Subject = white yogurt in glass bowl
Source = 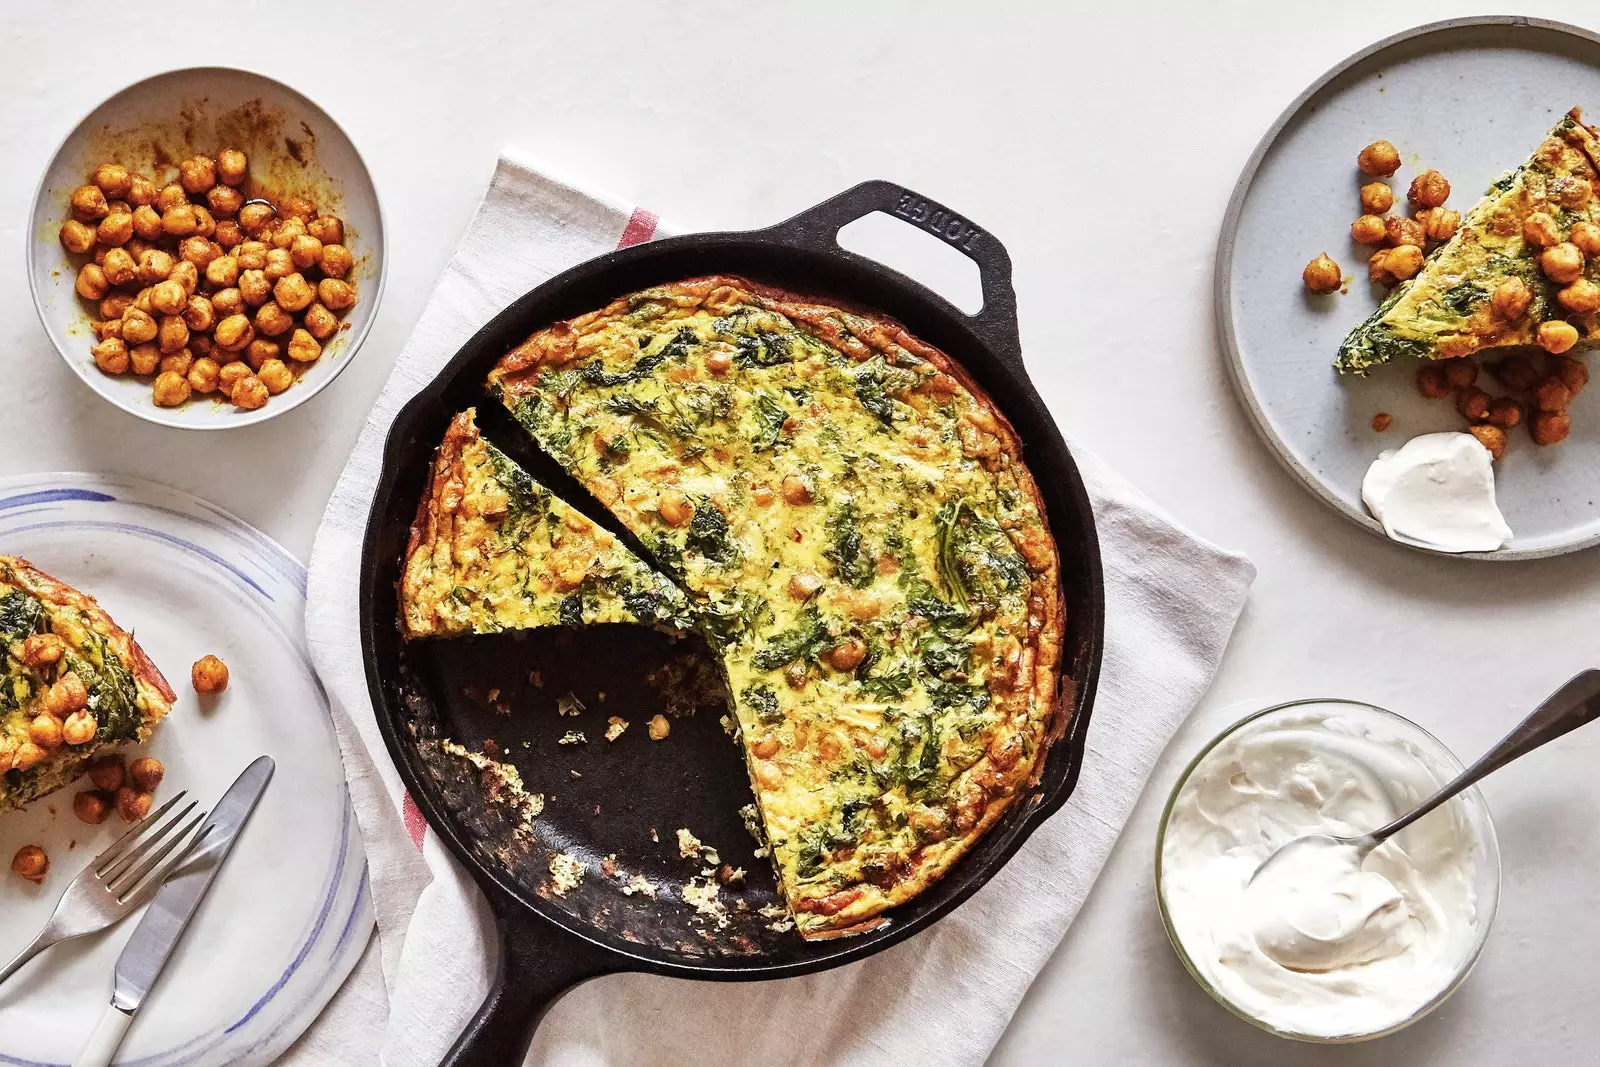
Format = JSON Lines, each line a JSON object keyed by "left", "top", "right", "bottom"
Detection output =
{"left": 1155, "top": 700, "right": 1501, "bottom": 1042}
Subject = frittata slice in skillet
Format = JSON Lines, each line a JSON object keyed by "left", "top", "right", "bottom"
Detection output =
{"left": 1339, "top": 108, "right": 1600, "bottom": 372}
{"left": 401, "top": 409, "right": 695, "bottom": 638}
{"left": 488, "top": 276, "right": 1065, "bottom": 938}
{"left": 0, "top": 556, "right": 174, "bottom": 813}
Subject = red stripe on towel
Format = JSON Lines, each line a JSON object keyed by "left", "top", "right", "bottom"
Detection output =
{"left": 403, "top": 791, "right": 427, "bottom": 850}
{"left": 617, "top": 207, "right": 658, "bottom": 248}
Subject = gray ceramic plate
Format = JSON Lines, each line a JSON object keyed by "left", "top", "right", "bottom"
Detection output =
{"left": 1218, "top": 16, "right": 1600, "bottom": 561}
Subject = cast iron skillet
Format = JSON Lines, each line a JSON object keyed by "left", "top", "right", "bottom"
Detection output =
{"left": 359, "top": 180, "right": 1105, "bottom": 1065}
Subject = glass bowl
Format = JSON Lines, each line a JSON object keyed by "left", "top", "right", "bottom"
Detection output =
{"left": 1154, "top": 698, "right": 1502, "bottom": 1043}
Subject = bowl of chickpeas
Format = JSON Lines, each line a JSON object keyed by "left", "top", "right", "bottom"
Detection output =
{"left": 28, "top": 67, "right": 384, "bottom": 428}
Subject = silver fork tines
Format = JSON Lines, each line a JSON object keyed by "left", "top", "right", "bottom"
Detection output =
{"left": 0, "top": 790, "right": 212, "bottom": 988}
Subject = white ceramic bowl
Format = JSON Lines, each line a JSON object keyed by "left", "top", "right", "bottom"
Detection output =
{"left": 28, "top": 66, "right": 385, "bottom": 430}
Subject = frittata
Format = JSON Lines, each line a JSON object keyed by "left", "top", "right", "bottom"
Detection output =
{"left": 1339, "top": 108, "right": 1600, "bottom": 372}
{"left": 482, "top": 275, "right": 1065, "bottom": 937}
{"left": 0, "top": 556, "right": 174, "bottom": 812}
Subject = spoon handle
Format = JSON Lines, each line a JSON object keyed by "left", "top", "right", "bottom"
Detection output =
{"left": 1371, "top": 669, "right": 1600, "bottom": 846}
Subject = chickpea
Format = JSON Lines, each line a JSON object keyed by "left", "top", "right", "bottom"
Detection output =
{"left": 264, "top": 247, "right": 294, "bottom": 282}
{"left": 1468, "top": 423, "right": 1508, "bottom": 461}
{"left": 286, "top": 328, "right": 322, "bottom": 363}
{"left": 1416, "top": 364, "right": 1450, "bottom": 399}
{"left": 205, "top": 255, "right": 240, "bottom": 289}
{"left": 1383, "top": 243, "right": 1424, "bottom": 281}
{"left": 1541, "top": 243, "right": 1585, "bottom": 283}
{"left": 182, "top": 294, "right": 216, "bottom": 333}
{"left": 170, "top": 259, "right": 199, "bottom": 295}
{"left": 75, "top": 262, "right": 109, "bottom": 300}
{"left": 161, "top": 204, "right": 198, "bottom": 237}
{"left": 91, "top": 337, "right": 129, "bottom": 374}
{"left": 1358, "top": 181, "right": 1393, "bottom": 214}
{"left": 231, "top": 373, "right": 268, "bottom": 409}
{"left": 1569, "top": 222, "right": 1600, "bottom": 259}
{"left": 307, "top": 215, "right": 343, "bottom": 244}
{"left": 271, "top": 216, "right": 307, "bottom": 250}
{"left": 318, "top": 281, "right": 359, "bottom": 316}
{"left": 788, "top": 570, "right": 823, "bottom": 600}
{"left": 94, "top": 318, "right": 123, "bottom": 342}
{"left": 116, "top": 787, "right": 153, "bottom": 823}
{"left": 1407, "top": 169, "right": 1450, "bottom": 209}
{"left": 258, "top": 358, "right": 294, "bottom": 394}
{"left": 122, "top": 307, "right": 157, "bottom": 344}
{"left": 781, "top": 473, "right": 814, "bottom": 505}
{"left": 303, "top": 302, "right": 339, "bottom": 340}
{"left": 128, "top": 756, "right": 164, "bottom": 792}
{"left": 1302, "top": 253, "right": 1341, "bottom": 293}
{"left": 29, "top": 713, "right": 62, "bottom": 750}
{"left": 156, "top": 183, "right": 188, "bottom": 213}
{"left": 1358, "top": 140, "right": 1401, "bottom": 177}
{"left": 1386, "top": 216, "right": 1425, "bottom": 248}
{"left": 11, "top": 845, "right": 48, "bottom": 883}
{"left": 237, "top": 241, "right": 269, "bottom": 271}
{"left": 1537, "top": 319, "right": 1580, "bottom": 354}
{"left": 828, "top": 638, "right": 867, "bottom": 672}
{"left": 318, "top": 243, "right": 353, "bottom": 278}
{"left": 238, "top": 201, "right": 275, "bottom": 235}
{"left": 1532, "top": 408, "right": 1571, "bottom": 445}
{"left": 1350, "top": 214, "right": 1387, "bottom": 244}
{"left": 101, "top": 247, "right": 136, "bottom": 287}
{"left": 1535, "top": 375, "right": 1573, "bottom": 412}
{"left": 1440, "top": 357, "right": 1478, "bottom": 390}
{"left": 1524, "top": 212, "right": 1562, "bottom": 248}
{"left": 73, "top": 790, "right": 111, "bottom": 824}
{"left": 189, "top": 332, "right": 215, "bottom": 360}
{"left": 71, "top": 184, "right": 109, "bottom": 221}
{"left": 129, "top": 342, "right": 160, "bottom": 375}
{"left": 20, "top": 633, "right": 65, "bottom": 667}
{"left": 187, "top": 356, "right": 221, "bottom": 394}
{"left": 273, "top": 272, "right": 315, "bottom": 312}
{"left": 61, "top": 710, "right": 97, "bottom": 746}
{"left": 190, "top": 206, "right": 216, "bottom": 239}
{"left": 96, "top": 210, "right": 133, "bottom": 247}
{"left": 1456, "top": 385, "right": 1491, "bottom": 421}
{"left": 126, "top": 205, "right": 162, "bottom": 244}
{"left": 1559, "top": 278, "right": 1600, "bottom": 314}
{"left": 124, "top": 236, "right": 152, "bottom": 261}
{"left": 214, "top": 313, "right": 255, "bottom": 351}
{"left": 1481, "top": 397, "right": 1522, "bottom": 430}
{"left": 246, "top": 339, "right": 281, "bottom": 370}
{"left": 0, "top": 737, "right": 14, "bottom": 774}
{"left": 134, "top": 248, "right": 173, "bottom": 286}
{"left": 218, "top": 361, "right": 252, "bottom": 398}
{"left": 159, "top": 350, "right": 193, "bottom": 377}
{"left": 179, "top": 155, "right": 216, "bottom": 194}
{"left": 213, "top": 219, "right": 244, "bottom": 249}
{"left": 157, "top": 315, "right": 188, "bottom": 354}
{"left": 1490, "top": 353, "right": 1539, "bottom": 391}
{"left": 1552, "top": 356, "right": 1589, "bottom": 396}
{"left": 126, "top": 175, "right": 157, "bottom": 207}
{"left": 656, "top": 489, "right": 693, "bottom": 526}
{"left": 751, "top": 736, "right": 780, "bottom": 759}
{"left": 255, "top": 301, "right": 293, "bottom": 336}
{"left": 1421, "top": 207, "right": 1461, "bottom": 242}
{"left": 280, "top": 195, "right": 316, "bottom": 221}
{"left": 149, "top": 279, "right": 185, "bottom": 316}
{"left": 59, "top": 218, "right": 97, "bottom": 254}
{"left": 648, "top": 714, "right": 670, "bottom": 741}
{"left": 87, "top": 755, "right": 125, "bottom": 792}
{"left": 238, "top": 269, "right": 272, "bottom": 307}
{"left": 151, "top": 370, "right": 191, "bottom": 407}
{"left": 205, "top": 184, "right": 244, "bottom": 219}
{"left": 287, "top": 233, "right": 322, "bottom": 271}
{"left": 13, "top": 743, "right": 45, "bottom": 773}
{"left": 1557, "top": 176, "right": 1594, "bottom": 208}
{"left": 212, "top": 287, "right": 244, "bottom": 318}
{"left": 89, "top": 162, "right": 131, "bottom": 199}
{"left": 175, "top": 236, "right": 214, "bottom": 269}
{"left": 214, "top": 147, "right": 247, "bottom": 186}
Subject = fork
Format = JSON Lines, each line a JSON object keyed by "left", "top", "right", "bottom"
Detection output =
{"left": 0, "top": 791, "right": 210, "bottom": 987}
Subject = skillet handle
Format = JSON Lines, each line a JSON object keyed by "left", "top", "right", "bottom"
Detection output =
{"left": 758, "top": 179, "right": 1022, "bottom": 369}
{"left": 440, "top": 908, "right": 612, "bottom": 1067}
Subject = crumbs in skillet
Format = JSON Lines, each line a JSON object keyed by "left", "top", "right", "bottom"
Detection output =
{"left": 548, "top": 852, "right": 585, "bottom": 896}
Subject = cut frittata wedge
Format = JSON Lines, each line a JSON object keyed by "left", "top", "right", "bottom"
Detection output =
{"left": 1339, "top": 108, "right": 1600, "bottom": 373}
{"left": 400, "top": 409, "right": 696, "bottom": 638}
{"left": 0, "top": 556, "right": 174, "bottom": 813}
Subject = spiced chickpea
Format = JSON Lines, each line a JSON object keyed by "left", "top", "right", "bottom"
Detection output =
{"left": 263, "top": 248, "right": 294, "bottom": 282}
{"left": 1523, "top": 212, "right": 1562, "bottom": 248}
{"left": 161, "top": 204, "right": 198, "bottom": 238}
{"left": 1541, "top": 243, "right": 1585, "bottom": 284}
{"left": 94, "top": 318, "right": 123, "bottom": 342}
{"left": 1570, "top": 221, "right": 1600, "bottom": 258}
{"left": 12, "top": 845, "right": 48, "bottom": 883}
{"left": 271, "top": 216, "right": 307, "bottom": 250}
{"left": 1351, "top": 214, "right": 1387, "bottom": 244}
{"left": 91, "top": 337, "right": 129, "bottom": 374}
{"left": 1537, "top": 320, "right": 1580, "bottom": 354}
{"left": 307, "top": 215, "right": 343, "bottom": 244}
{"left": 179, "top": 154, "right": 217, "bottom": 194}
{"left": 20, "top": 633, "right": 64, "bottom": 667}
{"left": 255, "top": 301, "right": 294, "bottom": 337}
{"left": 279, "top": 196, "right": 315, "bottom": 221}
{"left": 231, "top": 373, "right": 268, "bottom": 409}
{"left": 96, "top": 210, "right": 133, "bottom": 247}
{"left": 130, "top": 203, "right": 164, "bottom": 241}
{"left": 1532, "top": 409, "right": 1571, "bottom": 445}
{"left": 1535, "top": 376, "right": 1573, "bottom": 412}
{"left": 1302, "top": 253, "right": 1341, "bottom": 294}
{"left": 71, "top": 184, "right": 109, "bottom": 222}
{"left": 74, "top": 262, "right": 109, "bottom": 303}
{"left": 1386, "top": 216, "right": 1425, "bottom": 248}
{"left": 238, "top": 201, "right": 275, "bottom": 235}
{"left": 187, "top": 356, "right": 221, "bottom": 394}
{"left": 1456, "top": 385, "right": 1491, "bottom": 421}
{"left": 213, "top": 218, "right": 244, "bottom": 249}
{"left": 317, "top": 277, "right": 356, "bottom": 311}
{"left": 177, "top": 235, "right": 216, "bottom": 269}
{"left": 217, "top": 361, "right": 252, "bottom": 398}
{"left": 90, "top": 162, "right": 131, "bottom": 199}
{"left": 1407, "top": 169, "right": 1450, "bottom": 209}
{"left": 211, "top": 287, "right": 244, "bottom": 318}
{"left": 217, "top": 147, "right": 248, "bottom": 186}
{"left": 122, "top": 307, "right": 157, "bottom": 344}
{"left": 126, "top": 175, "right": 157, "bottom": 207}
{"left": 189, "top": 332, "right": 215, "bottom": 361}
{"left": 128, "top": 757, "right": 163, "bottom": 792}
{"left": 29, "top": 713, "right": 61, "bottom": 750}
{"left": 1559, "top": 278, "right": 1600, "bottom": 314}
{"left": 87, "top": 755, "right": 124, "bottom": 792}
{"left": 302, "top": 302, "right": 338, "bottom": 340}
{"left": 12, "top": 743, "right": 45, "bottom": 773}
{"left": 1358, "top": 140, "right": 1401, "bottom": 176}
{"left": 59, "top": 219, "right": 97, "bottom": 254}
{"left": 1486, "top": 396, "right": 1523, "bottom": 428}
{"left": 648, "top": 715, "right": 670, "bottom": 741}
{"left": 1440, "top": 357, "right": 1478, "bottom": 390}
{"left": 318, "top": 243, "right": 353, "bottom": 278}
{"left": 206, "top": 184, "right": 244, "bottom": 218}
{"left": 157, "top": 315, "right": 189, "bottom": 354}
{"left": 136, "top": 248, "right": 175, "bottom": 285}
{"left": 150, "top": 280, "right": 186, "bottom": 316}
{"left": 1422, "top": 206, "right": 1462, "bottom": 241}
{"left": 61, "top": 710, "right": 96, "bottom": 747}
{"left": 73, "top": 790, "right": 111, "bottom": 824}
{"left": 656, "top": 489, "right": 693, "bottom": 526}
{"left": 115, "top": 787, "right": 152, "bottom": 823}
{"left": 129, "top": 342, "right": 160, "bottom": 376}
{"left": 206, "top": 255, "right": 240, "bottom": 289}
{"left": 124, "top": 236, "right": 153, "bottom": 262}
{"left": 1468, "top": 423, "right": 1508, "bottom": 461}
{"left": 159, "top": 349, "right": 192, "bottom": 377}
{"left": 213, "top": 313, "right": 254, "bottom": 351}
{"left": 1416, "top": 364, "right": 1450, "bottom": 399}
{"left": 245, "top": 339, "right": 280, "bottom": 370}
{"left": 1383, "top": 244, "right": 1424, "bottom": 281}
{"left": 238, "top": 269, "right": 272, "bottom": 307}
{"left": 151, "top": 370, "right": 190, "bottom": 407}
{"left": 101, "top": 247, "right": 136, "bottom": 287}
{"left": 258, "top": 358, "right": 293, "bottom": 394}
{"left": 289, "top": 233, "right": 323, "bottom": 270}
{"left": 237, "top": 241, "right": 269, "bottom": 271}
{"left": 286, "top": 328, "right": 322, "bottom": 363}
{"left": 1552, "top": 356, "right": 1589, "bottom": 396}
{"left": 182, "top": 294, "right": 216, "bottom": 333}
{"left": 169, "top": 259, "right": 199, "bottom": 296}
{"left": 156, "top": 183, "right": 188, "bottom": 213}
{"left": 1358, "top": 181, "right": 1393, "bottom": 214}
{"left": 273, "top": 272, "right": 314, "bottom": 312}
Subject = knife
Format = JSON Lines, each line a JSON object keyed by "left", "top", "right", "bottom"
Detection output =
{"left": 75, "top": 756, "right": 275, "bottom": 1067}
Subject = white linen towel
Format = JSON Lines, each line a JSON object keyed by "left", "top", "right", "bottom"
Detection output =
{"left": 305, "top": 154, "right": 1256, "bottom": 1066}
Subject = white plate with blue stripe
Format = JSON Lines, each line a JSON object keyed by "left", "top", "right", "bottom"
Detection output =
{"left": 0, "top": 472, "right": 371, "bottom": 1066}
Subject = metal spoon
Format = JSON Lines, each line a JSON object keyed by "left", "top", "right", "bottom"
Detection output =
{"left": 1250, "top": 668, "right": 1600, "bottom": 885}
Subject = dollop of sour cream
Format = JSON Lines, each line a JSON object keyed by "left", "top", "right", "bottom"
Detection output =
{"left": 1362, "top": 431, "right": 1512, "bottom": 552}
{"left": 1160, "top": 710, "right": 1481, "bottom": 1039}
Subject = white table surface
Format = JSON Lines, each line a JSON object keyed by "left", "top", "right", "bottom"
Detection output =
{"left": 4, "top": 2, "right": 1598, "bottom": 1063}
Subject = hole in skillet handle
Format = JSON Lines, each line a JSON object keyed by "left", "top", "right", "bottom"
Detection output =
{"left": 753, "top": 179, "right": 1025, "bottom": 374}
